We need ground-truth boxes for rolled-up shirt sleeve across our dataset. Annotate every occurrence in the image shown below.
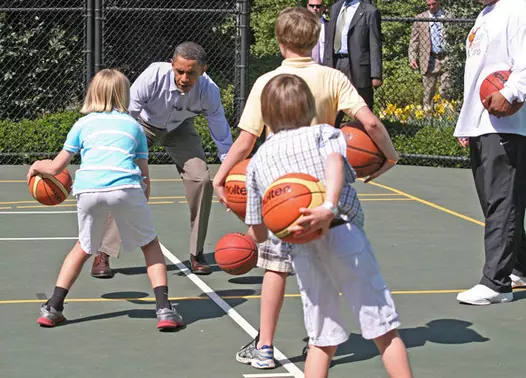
[500,13,526,103]
[129,65,156,120]
[202,82,233,161]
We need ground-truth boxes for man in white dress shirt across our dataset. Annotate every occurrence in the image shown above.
[454,0,526,305]
[307,0,328,65]
[91,42,233,277]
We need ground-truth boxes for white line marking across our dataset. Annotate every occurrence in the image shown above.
[243,374,295,377]
[0,211,78,214]
[159,244,304,378]
[0,237,78,241]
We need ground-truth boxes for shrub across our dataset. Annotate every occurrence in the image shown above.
[384,120,469,168]
[0,13,84,121]
[0,85,238,165]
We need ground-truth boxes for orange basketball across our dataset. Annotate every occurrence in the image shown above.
[480,70,523,115]
[340,122,385,177]
[262,173,325,244]
[28,169,72,206]
[215,233,258,275]
[225,159,251,221]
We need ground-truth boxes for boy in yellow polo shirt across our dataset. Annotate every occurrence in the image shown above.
[212,7,400,368]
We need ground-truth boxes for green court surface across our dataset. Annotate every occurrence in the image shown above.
[1,164,525,378]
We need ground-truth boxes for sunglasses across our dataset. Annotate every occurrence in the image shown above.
[308,4,324,8]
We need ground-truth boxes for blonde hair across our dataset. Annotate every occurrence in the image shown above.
[275,7,321,53]
[261,74,316,133]
[81,69,130,114]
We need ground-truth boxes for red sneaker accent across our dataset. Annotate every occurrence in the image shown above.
[157,319,184,330]
[37,315,65,327]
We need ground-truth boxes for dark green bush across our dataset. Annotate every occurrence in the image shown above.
[0,85,238,165]
[385,120,470,167]
[0,13,84,121]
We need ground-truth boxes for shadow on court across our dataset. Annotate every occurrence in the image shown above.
[289,318,490,366]
[56,289,257,328]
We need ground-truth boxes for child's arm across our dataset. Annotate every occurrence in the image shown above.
[288,152,344,237]
[135,159,151,200]
[26,150,74,181]
[247,224,268,244]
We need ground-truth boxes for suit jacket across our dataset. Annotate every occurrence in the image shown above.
[323,0,382,89]
[408,10,451,74]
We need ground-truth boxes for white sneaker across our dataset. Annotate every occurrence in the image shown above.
[457,284,514,305]
[511,273,526,289]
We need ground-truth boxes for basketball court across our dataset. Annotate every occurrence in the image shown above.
[1,164,525,378]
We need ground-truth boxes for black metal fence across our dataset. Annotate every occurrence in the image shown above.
[0,0,249,164]
[0,3,476,168]
[373,17,475,168]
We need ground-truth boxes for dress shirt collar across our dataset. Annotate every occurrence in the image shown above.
[429,9,443,18]
[344,0,360,8]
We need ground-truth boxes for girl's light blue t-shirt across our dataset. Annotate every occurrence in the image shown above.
[63,111,149,195]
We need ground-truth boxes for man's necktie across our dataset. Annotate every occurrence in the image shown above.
[333,4,348,53]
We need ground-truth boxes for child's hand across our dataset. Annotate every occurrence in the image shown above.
[26,160,49,182]
[213,181,232,212]
[288,206,334,238]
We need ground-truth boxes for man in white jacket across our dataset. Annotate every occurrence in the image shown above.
[454,0,526,305]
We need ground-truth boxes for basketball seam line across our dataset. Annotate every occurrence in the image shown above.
[45,174,70,198]
[347,145,385,159]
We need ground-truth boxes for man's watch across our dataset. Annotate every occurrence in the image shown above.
[321,201,339,216]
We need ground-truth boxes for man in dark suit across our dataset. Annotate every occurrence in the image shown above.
[323,0,382,110]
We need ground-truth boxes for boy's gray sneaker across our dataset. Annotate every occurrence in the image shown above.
[156,306,184,331]
[37,304,66,327]
[235,338,275,369]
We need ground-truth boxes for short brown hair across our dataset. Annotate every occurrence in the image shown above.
[261,74,316,133]
[81,69,130,114]
[275,7,320,53]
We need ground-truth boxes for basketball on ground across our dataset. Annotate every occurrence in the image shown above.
[214,233,258,275]
[340,121,385,177]
[225,159,251,221]
[480,70,524,115]
[28,169,72,206]
[262,173,325,244]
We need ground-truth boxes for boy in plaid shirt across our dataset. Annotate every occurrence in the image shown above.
[245,74,413,377]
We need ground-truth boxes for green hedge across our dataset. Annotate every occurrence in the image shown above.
[0,112,468,168]
[385,120,470,168]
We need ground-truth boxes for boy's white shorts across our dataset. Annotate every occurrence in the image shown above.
[291,223,400,347]
[77,189,157,254]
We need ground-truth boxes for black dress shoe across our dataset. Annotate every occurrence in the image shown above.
[190,253,212,275]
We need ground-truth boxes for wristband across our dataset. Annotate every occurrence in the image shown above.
[322,201,339,216]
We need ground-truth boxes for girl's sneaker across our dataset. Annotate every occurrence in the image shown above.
[37,304,66,327]
[156,306,185,331]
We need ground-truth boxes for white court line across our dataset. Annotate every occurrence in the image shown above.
[160,244,304,378]
[0,211,77,214]
[243,374,295,378]
[0,235,304,376]
[0,237,78,241]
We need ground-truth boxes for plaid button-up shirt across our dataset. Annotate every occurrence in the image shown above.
[245,124,364,251]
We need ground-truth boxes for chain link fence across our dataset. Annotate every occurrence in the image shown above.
[0,0,248,165]
[1,2,477,168]
[374,17,475,168]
